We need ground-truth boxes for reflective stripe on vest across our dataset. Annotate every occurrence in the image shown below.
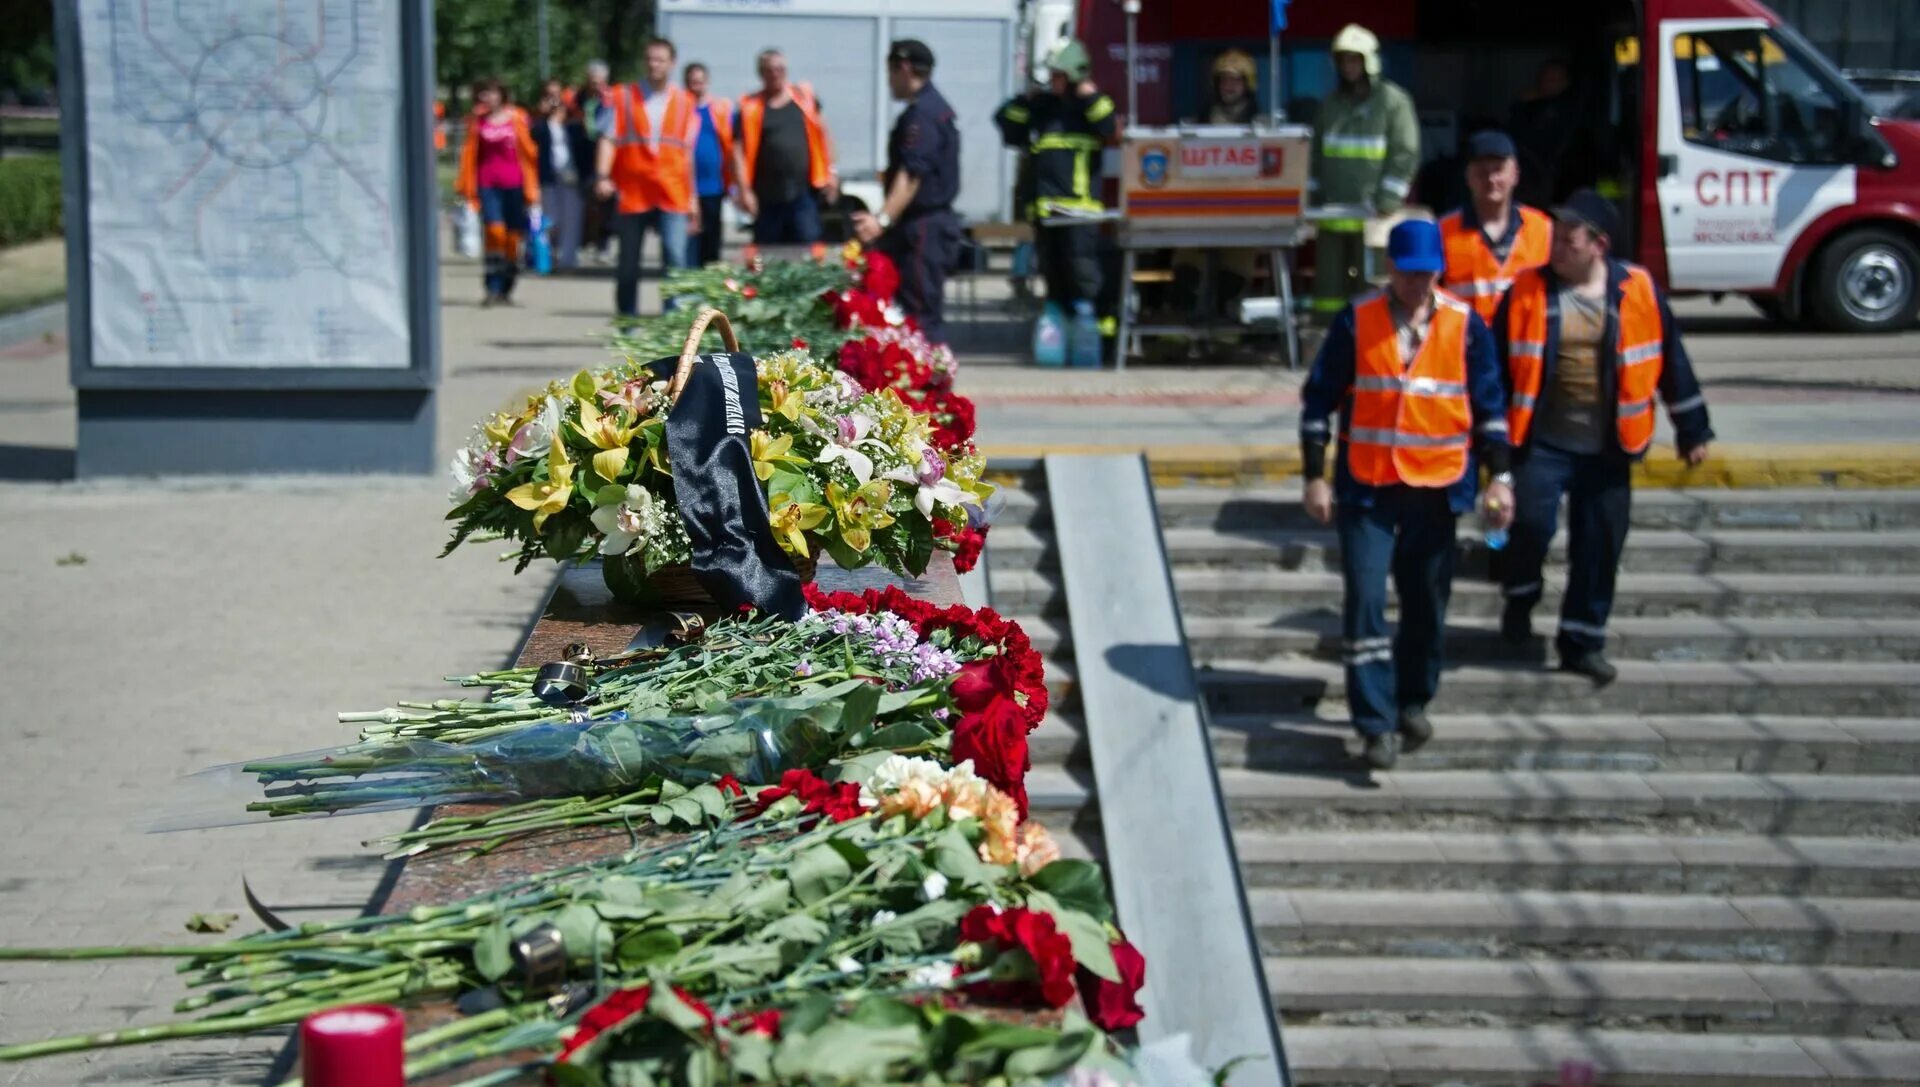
[1345,290,1475,488]
[611,85,698,214]
[739,83,833,190]
[1323,133,1388,160]
[1504,265,1666,453]
[1439,206,1553,325]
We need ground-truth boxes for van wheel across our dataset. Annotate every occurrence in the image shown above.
[1808,228,1920,332]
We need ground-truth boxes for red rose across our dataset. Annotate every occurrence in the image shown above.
[948,655,1019,713]
[958,906,1077,1008]
[742,285,759,299]
[1077,937,1148,1031]
[951,697,1030,817]
[863,250,901,302]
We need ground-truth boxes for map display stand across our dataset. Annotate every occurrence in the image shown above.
[53,0,440,477]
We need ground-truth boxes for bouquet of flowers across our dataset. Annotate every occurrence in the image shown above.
[446,309,994,601]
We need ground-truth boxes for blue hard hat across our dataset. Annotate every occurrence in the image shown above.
[1387,219,1445,273]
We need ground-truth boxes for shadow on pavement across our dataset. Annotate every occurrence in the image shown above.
[0,443,74,481]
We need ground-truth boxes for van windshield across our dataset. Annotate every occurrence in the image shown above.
[1673,24,1859,164]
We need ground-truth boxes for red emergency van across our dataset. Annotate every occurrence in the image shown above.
[1082,0,1920,331]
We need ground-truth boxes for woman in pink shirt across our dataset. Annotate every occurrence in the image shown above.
[457,78,541,305]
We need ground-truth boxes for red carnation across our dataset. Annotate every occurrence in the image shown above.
[792,337,808,350]
[727,1008,782,1038]
[862,250,901,302]
[951,697,1030,817]
[958,905,1077,1008]
[554,985,715,1066]
[1077,937,1148,1031]
[751,768,865,823]
[828,289,888,330]
[714,774,746,798]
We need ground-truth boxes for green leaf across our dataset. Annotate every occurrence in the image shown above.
[614,926,682,970]
[1028,859,1115,924]
[648,984,712,1032]
[472,923,513,982]
[773,1021,924,1081]
[766,466,820,506]
[184,912,239,934]
[953,1019,1071,1060]
[552,903,614,966]
[757,912,829,946]
[572,369,600,399]
[850,996,925,1028]
[1027,891,1119,982]
[733,876,794,920]
[687,783,731,821]
[1003,1026,1098,1079]
[789,844,854,906]
[695,941,785,986]
[929,826,1000,889]
[665,796,705,826]
[594,484,627,507]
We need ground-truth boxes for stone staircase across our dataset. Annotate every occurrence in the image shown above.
[994,471,1920,1086]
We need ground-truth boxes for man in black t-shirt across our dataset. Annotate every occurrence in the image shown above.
[732,49,840,246]
[854,39,962,340]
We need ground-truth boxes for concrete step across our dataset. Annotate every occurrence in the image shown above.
[988,524,1920,577]
[989,568,1920,621]
[1264,956,1920,1036]
[1213,766,1920,836]
[1196,659,1920,718]
[1207,714,1920,775]
[1251,888,1920,966]
[1234,829,1920,897]
[1017,612,1920,665]
[995,485,1920,534]
[1284,1024,1920,1086]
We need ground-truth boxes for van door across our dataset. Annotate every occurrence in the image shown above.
[1656,18,1857,290]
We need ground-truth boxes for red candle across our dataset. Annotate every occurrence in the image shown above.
[299,1004,405,1087]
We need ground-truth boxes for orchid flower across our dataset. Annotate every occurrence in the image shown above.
[768,492,829,557]
[750,430,807,482]
[817,412,890,485]
[884,445,968,519]
[589,484,665,556]
[576,400,639,482]
[503,435,575,532]
[827,479,895,553]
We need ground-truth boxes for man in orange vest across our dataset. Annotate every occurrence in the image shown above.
[593,37,702,317]
[683,61,733,268]
[1440,130,1552,326]
[1493,190,1713,683]
[731,48,839,247]
[1301,220,1515,770]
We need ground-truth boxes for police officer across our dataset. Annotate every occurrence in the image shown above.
[1300,220,1515,769]
[995,40,1118,351]
[854,39,962,341]
[1494,190,1713,683]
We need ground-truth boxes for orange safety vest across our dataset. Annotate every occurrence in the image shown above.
[1439,205,1553,325]
[738,83,833,190]
[1505,264,1666,455]
[609,83,699,214]
[1345,290,1476,488]
[701,95,737,188]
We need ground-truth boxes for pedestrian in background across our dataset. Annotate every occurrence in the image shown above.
[1309,24,1420,319]
[1299,220,1514,769]
[594,38,701,318]
[684,62,734,268]
[533,78,591,272]
[578,59,616,265]
[1439,130,1552,327]
[456,77,539,307]
[853,39,961,341]
[1494,190,1713,683]
[733,49,840,247]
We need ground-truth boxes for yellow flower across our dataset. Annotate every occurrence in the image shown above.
[827,479,895,553]
[841,240,864,263]
[765,380,806,422]
[503,435,575,532]
[768,493,829,557]
[482,409,519,448]
[750,431,806,482]
[576,400,638,482]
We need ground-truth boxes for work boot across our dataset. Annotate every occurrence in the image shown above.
[1561,650,1619,686]
[1363,731,1400,771]
[1398,706,1434,753]
[1501,600,1533,644]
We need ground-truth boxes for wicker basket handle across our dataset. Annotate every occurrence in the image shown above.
[668,308,741,406]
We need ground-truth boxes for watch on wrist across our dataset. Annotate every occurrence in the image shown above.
[1491,472,1515,487]
[875,211,892,230]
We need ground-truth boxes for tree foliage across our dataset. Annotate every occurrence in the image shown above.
[437,0,654,111]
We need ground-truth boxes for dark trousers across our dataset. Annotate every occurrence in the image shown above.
[1337,487,1458,737]
[687,194,725,267]
[1036,218,1101,310]
[883,210,961,342]
[1501,442,1634,654]
[583,191,616,254]
[752,191,821,245]
[477,186,529,298]
[613,210,689,318]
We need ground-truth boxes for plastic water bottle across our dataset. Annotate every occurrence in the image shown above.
[528,207,552,275]
[1068,300,1102,369]
[1033,303,1067,367]
[1484,525,1509,551]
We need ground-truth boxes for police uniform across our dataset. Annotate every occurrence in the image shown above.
[1300,221,1512,760]
[878,41,962,342]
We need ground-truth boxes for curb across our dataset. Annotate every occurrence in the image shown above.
[980,443,1920,490]
[0,300,65,351]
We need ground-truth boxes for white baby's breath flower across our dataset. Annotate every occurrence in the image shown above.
[908,963,956,990]
[835,955,862,975]
[871,910,898,926]
[920,871,949,902]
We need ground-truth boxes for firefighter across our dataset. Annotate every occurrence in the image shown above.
[1493,190,1714,683]
[1439,130,1553,326]
[853,39,962,341]
[1300,220,1514,769]
[1310,24,1420,319]
[994,39,1119,355]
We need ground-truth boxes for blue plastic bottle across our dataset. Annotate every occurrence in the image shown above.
[1068,300,1102,368]
[528,206,552,275]
[1033,302,1067,367]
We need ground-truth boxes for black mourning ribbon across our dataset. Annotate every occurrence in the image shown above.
[645,352,806,620]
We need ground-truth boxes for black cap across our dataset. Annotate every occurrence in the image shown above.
[1464,129,1517,161]
[1553,188,1622,247]
[888,39,934,72]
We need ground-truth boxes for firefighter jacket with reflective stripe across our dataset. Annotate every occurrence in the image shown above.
[607,83,699,214]
[1496,260,1714,458]
[738,83,834,190]
[1309,78,1420,216]
[1441,204,1552,325]
[1300,290,1511,514]
[995,89,1118,218]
